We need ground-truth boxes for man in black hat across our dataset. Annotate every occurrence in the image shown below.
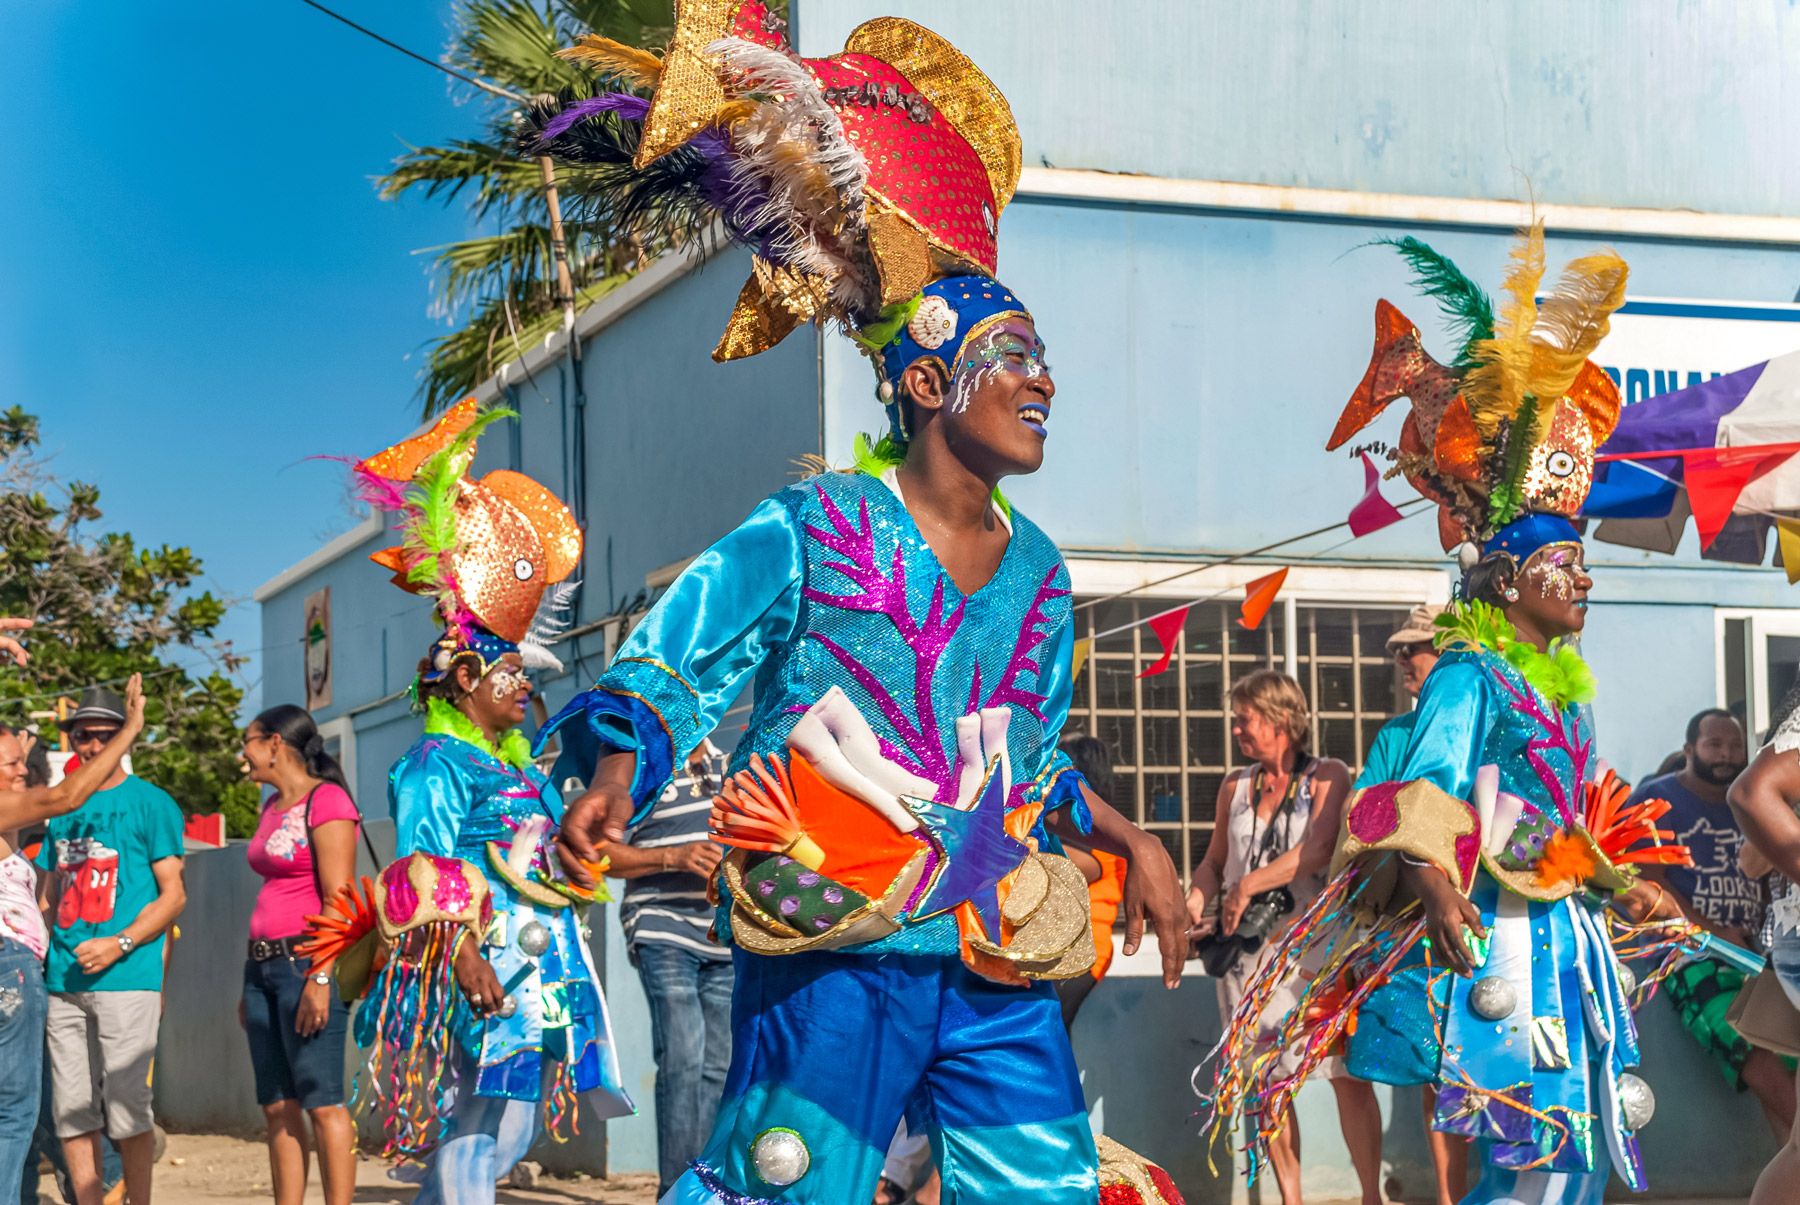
[38,681,186,1205]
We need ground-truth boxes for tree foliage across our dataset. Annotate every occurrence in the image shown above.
[0,407,260,836]
[382,0,676,417]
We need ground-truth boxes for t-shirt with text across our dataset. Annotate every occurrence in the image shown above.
[1627,771,1763,936]
[36,775,185,992]
[246,783,362,941]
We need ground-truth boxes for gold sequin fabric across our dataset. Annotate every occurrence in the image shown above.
[632,0,741,167]
[1517,401,1596,519]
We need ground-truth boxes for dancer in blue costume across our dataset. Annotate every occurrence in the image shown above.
[1203,228,1716,1205]
[528,8,1190,1204]
[303,405,632,1205]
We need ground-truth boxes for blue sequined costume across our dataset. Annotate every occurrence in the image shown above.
[381,712,633,1201]
[1343,645,1640,1203]
[540,470,1099,1204]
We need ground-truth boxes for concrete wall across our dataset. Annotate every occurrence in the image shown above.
[799,0,1800,216]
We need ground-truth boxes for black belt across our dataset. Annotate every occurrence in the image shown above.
[248,936,305,962]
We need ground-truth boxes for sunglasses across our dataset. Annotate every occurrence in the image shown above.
[1390,643,1433,661]
[69,727,120,745]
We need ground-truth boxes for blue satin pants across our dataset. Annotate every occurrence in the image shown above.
[664,949,1098,1204]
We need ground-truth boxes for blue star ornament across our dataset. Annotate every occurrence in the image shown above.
[900,757,1029,941]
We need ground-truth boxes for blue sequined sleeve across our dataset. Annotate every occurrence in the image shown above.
[536,494,804,822]
[390,742,474,859]
[1391,654,1495,801]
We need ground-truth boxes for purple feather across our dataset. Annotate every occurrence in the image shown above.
[538,92,650,143]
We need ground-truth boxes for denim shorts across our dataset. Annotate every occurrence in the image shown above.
[242,954,349,1111]
[1771,903,1800,1012]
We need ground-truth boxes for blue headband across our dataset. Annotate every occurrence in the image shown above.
[419,624,518,687]
[1482,514,1582,563]
[869,275,1032,443]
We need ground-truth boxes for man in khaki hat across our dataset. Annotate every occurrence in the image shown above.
[1385,602,1443,703]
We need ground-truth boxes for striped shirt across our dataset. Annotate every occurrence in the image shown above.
[620,743,729,959]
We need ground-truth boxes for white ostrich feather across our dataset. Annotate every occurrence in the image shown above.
[519,580,579,673]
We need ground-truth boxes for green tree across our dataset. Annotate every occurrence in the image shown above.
[0,407,260,837]
[381,0,676,417]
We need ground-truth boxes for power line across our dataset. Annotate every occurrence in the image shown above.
[296,0,528,103]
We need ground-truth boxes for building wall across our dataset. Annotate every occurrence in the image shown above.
[798,0,1800,216]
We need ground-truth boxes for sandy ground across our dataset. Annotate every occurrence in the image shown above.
[28,1133,1746,1204]
[30,1131,658,1205]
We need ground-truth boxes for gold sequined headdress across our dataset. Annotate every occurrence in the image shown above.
[526,1,1022,363]
[351,400,583,680]
[1325,225,1628,553]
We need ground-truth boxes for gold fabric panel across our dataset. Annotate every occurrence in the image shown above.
[843,17,1022,210]
[1333,780,1479,913]
[712,261,830,362]
[866,205,934,305]
[634,0,739,168]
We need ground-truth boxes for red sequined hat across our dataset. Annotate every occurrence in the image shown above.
[532,1,1023,360]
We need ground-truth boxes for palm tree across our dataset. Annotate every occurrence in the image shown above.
[380,0,676,417]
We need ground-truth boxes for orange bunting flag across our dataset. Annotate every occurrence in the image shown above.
[1348,452,1404,537]
[1239,568,1289,630]
[1137,607,1190,678]
[1779,518,1800,586]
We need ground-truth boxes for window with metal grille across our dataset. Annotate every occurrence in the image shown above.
[1063,597,1412,885]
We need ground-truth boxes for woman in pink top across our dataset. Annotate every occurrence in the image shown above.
[240,705,360,1205]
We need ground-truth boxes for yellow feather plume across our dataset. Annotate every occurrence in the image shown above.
[557,36,664,88]
[1525,251,1628,404]
[1462,221,1546,437]
[713,99,759,127]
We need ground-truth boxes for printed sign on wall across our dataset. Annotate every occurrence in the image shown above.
[304,586,332,711]
[1597,297,1800,405]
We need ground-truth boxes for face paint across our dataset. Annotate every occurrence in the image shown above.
[485,664,530,704]
[1523,544,1586,603]
[948,325,1048,415]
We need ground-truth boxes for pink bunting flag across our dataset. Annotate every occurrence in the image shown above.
[1348,452,1404,538]
[1137,606,1190,678]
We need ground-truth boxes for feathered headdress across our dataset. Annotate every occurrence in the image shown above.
[1326,225,1628,556]
[525,2,1032,443]
[351,399,584,689]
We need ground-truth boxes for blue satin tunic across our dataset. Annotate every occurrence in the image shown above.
[540,470,1087,955]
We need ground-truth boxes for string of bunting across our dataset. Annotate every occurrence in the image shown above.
[1072,463,1418,682]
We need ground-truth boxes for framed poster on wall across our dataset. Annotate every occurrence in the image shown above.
[304,586,332,711]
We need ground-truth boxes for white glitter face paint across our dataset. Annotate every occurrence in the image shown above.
[485,664,531,704]
[948,323,1048,415]
[1524,544,1586,603]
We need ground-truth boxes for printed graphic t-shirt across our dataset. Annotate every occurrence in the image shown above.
[246,783,361,940]
[1628,771,1764,936]
[37,775,185,992]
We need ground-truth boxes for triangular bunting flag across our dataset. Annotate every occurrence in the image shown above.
[1687,446,1798,549]
[1779,518,1800,586]
[1137,607,1189,678]
[1348,452,1404,537]
[1070,637,1092,682]
[1239,568,1289,630]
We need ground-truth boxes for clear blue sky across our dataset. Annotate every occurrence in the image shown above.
[0,2,494,712]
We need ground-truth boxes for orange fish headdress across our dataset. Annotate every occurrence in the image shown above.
[350,400,583,694]
[1327,226,1628,554]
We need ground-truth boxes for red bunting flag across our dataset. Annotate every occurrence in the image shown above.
[1685,446,1799,549]
[1348,452,1404,537]
[1239,568,1289,630]
[1137,606,1190,678]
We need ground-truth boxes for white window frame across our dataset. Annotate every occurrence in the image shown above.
[1714,607,1800,738]
[316,715,357,806]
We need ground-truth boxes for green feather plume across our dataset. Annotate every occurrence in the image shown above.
[850,431,1011,518]
[1435,601,1596,709]
[1378,236,1496,371]
[402,406,515,600]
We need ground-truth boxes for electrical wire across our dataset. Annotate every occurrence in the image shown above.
[296,0,527,103]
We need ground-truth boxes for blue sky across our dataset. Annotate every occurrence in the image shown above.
[0,3,494,711]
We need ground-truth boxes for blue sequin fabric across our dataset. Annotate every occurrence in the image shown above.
[539,471,1084,955]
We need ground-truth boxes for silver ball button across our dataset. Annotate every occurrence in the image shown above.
[516,920,550,957]
[751,1128,810,1187]
[1468,975,1519,1021]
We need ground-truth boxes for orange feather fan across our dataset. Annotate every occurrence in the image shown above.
[1583,770,1692,868]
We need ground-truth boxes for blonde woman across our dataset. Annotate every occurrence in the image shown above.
[1188,670,1351,1205]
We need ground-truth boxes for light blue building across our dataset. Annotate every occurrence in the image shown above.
[254,2,1800,1195]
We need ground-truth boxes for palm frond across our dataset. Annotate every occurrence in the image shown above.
[448,0,589,97]
[1376,236,1495,370]
[379,140,548,222]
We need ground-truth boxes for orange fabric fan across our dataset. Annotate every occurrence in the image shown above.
[1583,770,1692,868]
[709,752,923,898]
[298,875,387,1000]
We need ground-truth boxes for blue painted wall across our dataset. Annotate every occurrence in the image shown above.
[800,0,1800,215]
